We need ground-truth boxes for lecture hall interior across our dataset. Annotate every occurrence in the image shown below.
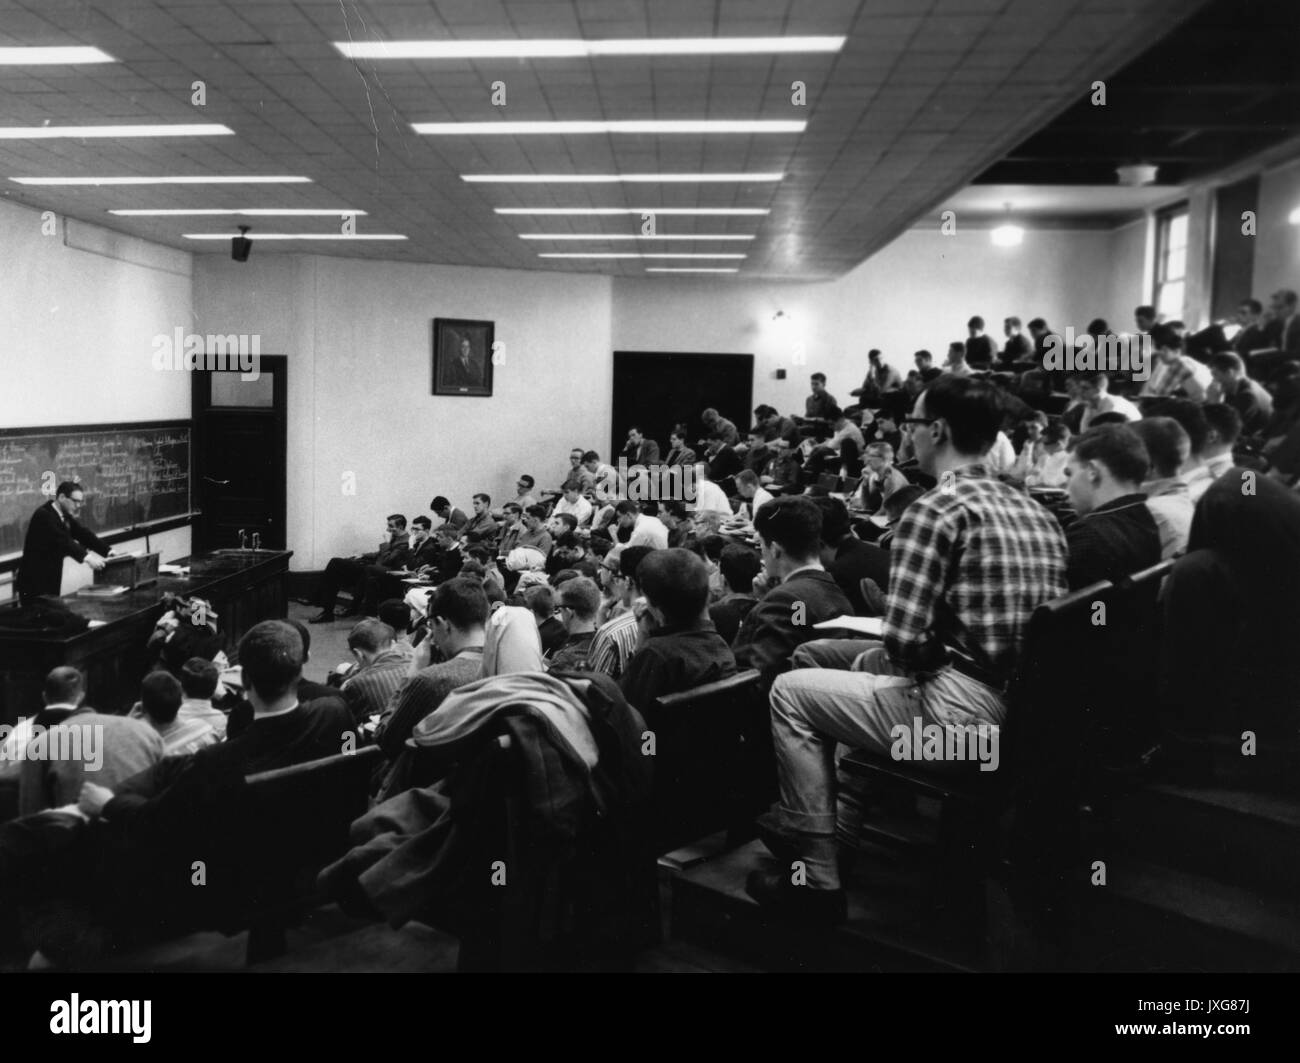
[0,0,1299,982]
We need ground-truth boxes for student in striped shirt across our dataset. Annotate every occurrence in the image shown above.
[587,545,657,680]
[135,671,217,756]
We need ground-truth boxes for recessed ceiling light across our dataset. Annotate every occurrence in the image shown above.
[182,233,406,241]
[111,208,365,216]
[496,207,769,216]
[416,120,803,135]
[991,224,1024,247]
[463,173,783,184]
[520,233,754,241]
[537,252,746,259]
[0,124,233,139]
[13,176,312,186]
[0,47,115,65]
[646,268,740,273]
[336,37,844,59]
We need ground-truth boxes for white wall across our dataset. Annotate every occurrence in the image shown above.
[194,254,612,569]
[613,226,1126,408]
[0,199,194,596]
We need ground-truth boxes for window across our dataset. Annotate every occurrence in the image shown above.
[1154,204,1189,322]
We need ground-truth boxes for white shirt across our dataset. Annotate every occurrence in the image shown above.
[693,479,733,517]
[829,422,865,453]
[553,495,594,526]
[628,514,669,550]
[752,486,775,516]
[1080,393,1141,431]
[0,702,80,780]
[986,432,1017,476]
[1026,449,1069,488]
[1184,452,1235,503]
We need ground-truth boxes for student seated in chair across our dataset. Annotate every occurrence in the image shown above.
[1063,424,1162,588]
[747,376,1067,924]
[311,513,410,623]
[619,549,736,713]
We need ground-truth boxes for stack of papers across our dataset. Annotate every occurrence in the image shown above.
[812,615,884,636]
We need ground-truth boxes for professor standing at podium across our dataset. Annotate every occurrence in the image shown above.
[16,481,111,604]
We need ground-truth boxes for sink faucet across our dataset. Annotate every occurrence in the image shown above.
[252,532,262,550]
[237,528,249,550]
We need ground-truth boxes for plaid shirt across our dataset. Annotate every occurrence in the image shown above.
[884,464,1067,686]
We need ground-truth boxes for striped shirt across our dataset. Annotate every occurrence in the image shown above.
[341,647,413,722]
[884,464,1068,686]
[587,609,642,680]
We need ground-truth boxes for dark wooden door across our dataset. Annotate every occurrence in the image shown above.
[611,351,754,459]
[191,356,288,551]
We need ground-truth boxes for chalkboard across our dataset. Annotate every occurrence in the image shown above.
[0,421,191,559]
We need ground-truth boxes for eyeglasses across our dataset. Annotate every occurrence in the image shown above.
[900,416,937,430]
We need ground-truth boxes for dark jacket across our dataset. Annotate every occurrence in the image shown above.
[733,568,853,684]
[17,501,110,600]
[619,620,737,711]
[826,536,891,612]
[1065,495,1162,589]
[318,673,657,970]
[709,593,757,644]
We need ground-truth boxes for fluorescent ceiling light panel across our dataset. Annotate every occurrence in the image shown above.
[520,233,753,241]
[183,233,406,241]
[111,208,365,216]
[417,120,803,135]
[497,207,769,216]
[463,173,783,184]
[537,252,747,259]
[13,176,311,186]
[0,47,116,64]
[0,124,232,139]
[337,37,844,59]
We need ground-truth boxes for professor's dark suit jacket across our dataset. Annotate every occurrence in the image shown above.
[17,500,110,600]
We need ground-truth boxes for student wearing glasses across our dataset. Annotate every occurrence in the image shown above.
[17,481,112,603]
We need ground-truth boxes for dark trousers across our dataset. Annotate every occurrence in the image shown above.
[318,557,367,612]
[362,565,409,614]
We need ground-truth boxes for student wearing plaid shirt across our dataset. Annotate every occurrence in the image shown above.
[748,377,1067,923]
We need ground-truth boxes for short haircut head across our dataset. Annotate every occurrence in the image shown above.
[636,548,710,627]
[473,492,491,505]
[614,499,640,516]
[619,544,657,582]
[920,375,1003,455]
[428,577,490,630]
[864,441,894,460]
[524,584,556,620]
[179,657,220,700]
[1135,304,1157,320]
[1077,369,1110,388]
[1073,424,1150,486]
[753,495,822,560]
[1147,397,1208,456]
[378,598,412,633]
[968,315,984,329]
[55,481,84,500]
[719,543,762,593]
[1239,298,1263,314]
[503,502,523,516]
[1027,318,1047,331]
[1208,351,1245,375]
[524,503,547,520]
[238,621,303,702]
[552,512,578,533]
[914,349,933,363]
[662,499,688,522]
[735,469,758,488]
[518,474,535,489]
[430,496,450,512]
[1005,316,1021,328]
[582,451,600,463]
[1201,402,1243,446]
[43,665,85,706]
[1131,416,1190,479]
[1042,422,1071,445]
[813,495,850,544]
[558,576,601,621]
[460,559,487,579]
[386,513,407,529]
[810,372,826,384]
[411,515,432,530]
[347,618,395,654]
[140,670,183,724]
[883,484,926,521]
[1150,324,1182,350]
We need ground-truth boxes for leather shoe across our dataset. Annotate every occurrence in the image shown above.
[745,868,847,926]
[756,810,799,864]
[308,610,336,624]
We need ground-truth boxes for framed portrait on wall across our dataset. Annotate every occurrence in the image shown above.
[432,318,494,397]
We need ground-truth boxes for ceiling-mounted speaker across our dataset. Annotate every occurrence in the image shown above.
[232,225,252,262]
